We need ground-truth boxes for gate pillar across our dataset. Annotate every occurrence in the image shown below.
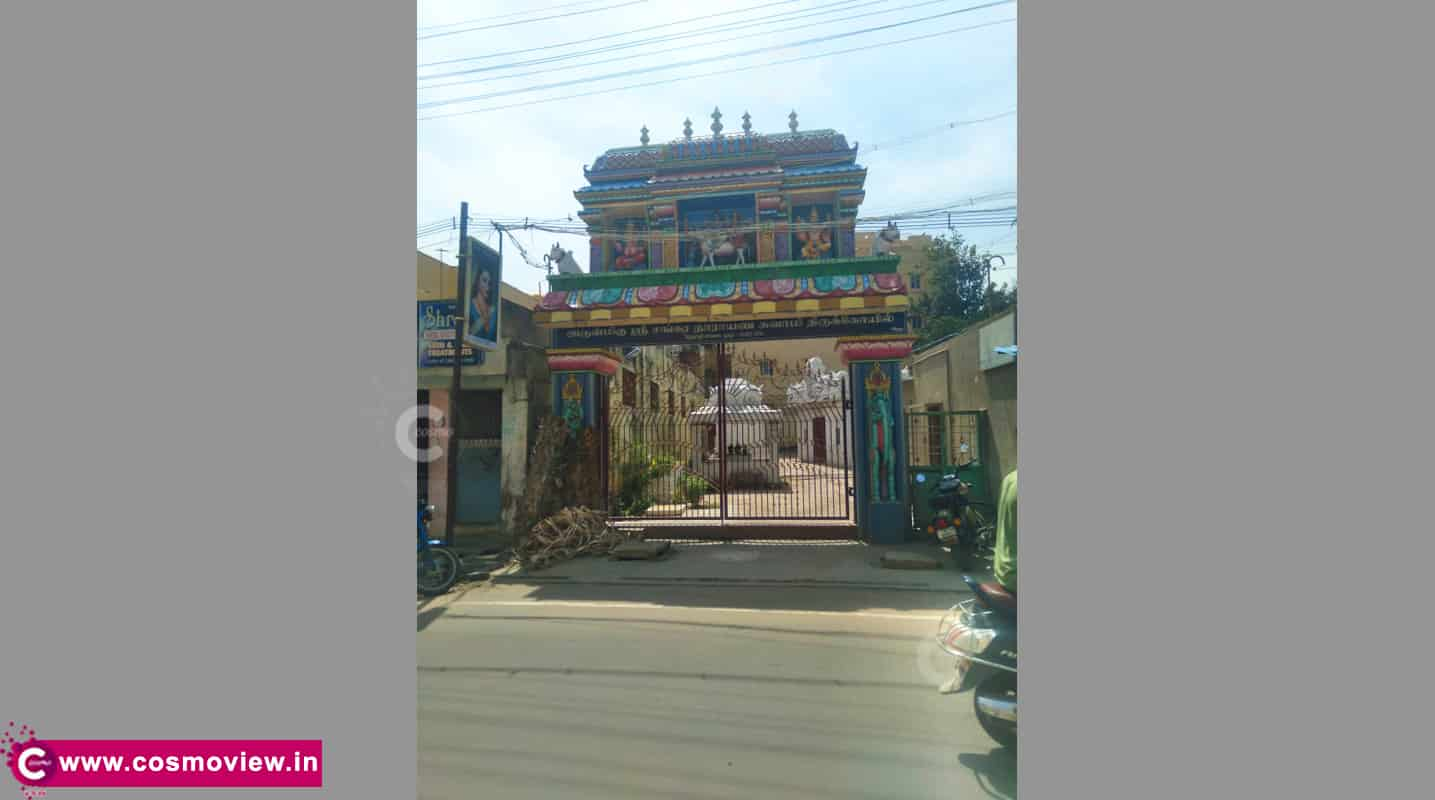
[545,348,621,437]
[837,336,917,544]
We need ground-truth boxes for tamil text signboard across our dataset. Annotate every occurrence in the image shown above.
[552,311,908,348]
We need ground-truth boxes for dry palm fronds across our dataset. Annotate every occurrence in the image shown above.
[512,507,642,571]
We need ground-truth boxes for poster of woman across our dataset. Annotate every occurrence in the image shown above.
[462,237,502,352]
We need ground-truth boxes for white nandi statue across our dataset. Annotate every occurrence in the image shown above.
[874,221,901,255]
[698,227,746,267]
[545,243,583,275]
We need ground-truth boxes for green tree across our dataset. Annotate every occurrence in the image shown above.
[912,233,1015,346]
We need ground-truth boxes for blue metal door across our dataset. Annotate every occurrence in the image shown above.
[455,437,502,524]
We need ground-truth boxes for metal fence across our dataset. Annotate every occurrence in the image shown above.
[606,390,853,522]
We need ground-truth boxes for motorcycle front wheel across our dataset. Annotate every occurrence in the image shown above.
[417,547,461,596]
[974,672,1017,749]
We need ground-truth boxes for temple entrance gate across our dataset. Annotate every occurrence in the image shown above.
[533,259,919,542]
[528,111,919,542]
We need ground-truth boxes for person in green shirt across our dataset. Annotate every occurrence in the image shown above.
[992,469,1017,593]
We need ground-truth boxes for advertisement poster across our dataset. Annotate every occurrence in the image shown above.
[462,236,502,352]
[417,301,482,368]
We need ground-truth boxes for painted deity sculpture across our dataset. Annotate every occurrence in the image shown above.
[866,364,896,502]
[796,207,832,260]
[613,224,647,269]
[561,374,584,436]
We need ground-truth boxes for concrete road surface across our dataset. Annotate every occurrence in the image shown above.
[419,582,1016,799]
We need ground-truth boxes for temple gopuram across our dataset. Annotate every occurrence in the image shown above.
[532,109,917,543]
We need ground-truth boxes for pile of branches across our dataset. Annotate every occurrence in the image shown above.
[512,507,643,571]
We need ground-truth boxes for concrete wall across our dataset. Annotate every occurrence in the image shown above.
[906,309,1017,490]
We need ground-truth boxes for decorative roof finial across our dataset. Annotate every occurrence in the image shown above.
[640,125,649,146]
[788,109,798,133]
[683,117,693,140]
[741,111,752,135]
[711,106,723,138]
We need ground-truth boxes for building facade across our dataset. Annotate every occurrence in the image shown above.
[416,251,550,538]
[906,309,1017,495]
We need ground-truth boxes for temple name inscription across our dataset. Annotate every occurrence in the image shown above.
[552,312,907,347]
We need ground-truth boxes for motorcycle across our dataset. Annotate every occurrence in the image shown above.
[417,504,461,597]
[925,473,982,568]
[936,576,1017,749]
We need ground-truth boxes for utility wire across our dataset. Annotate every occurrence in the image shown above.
[418,0,883,82]
[419,0,960,92]
[418,0,819,69]
[867,110,1015,151]
[419,0,627,33]
[418,0,648,41]
[418,1,1014,110]
[419,16,1015,120]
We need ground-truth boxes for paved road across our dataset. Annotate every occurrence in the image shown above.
[419,582,1016,799]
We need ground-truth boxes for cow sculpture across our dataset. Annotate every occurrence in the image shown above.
[874,222,901,255]
[698,228,747,267]
[545,243,583,275]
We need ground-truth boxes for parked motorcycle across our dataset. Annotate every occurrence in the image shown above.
[926,473,982,568]
[936,576,1017,749]
[417,504,461,597]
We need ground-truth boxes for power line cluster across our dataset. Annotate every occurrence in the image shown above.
[418,10,1014,120]
[419,1,1014,112]
[442,204,1015,246]
[418,0,816,70]
[418,0,927,90]
[416,217,455,238]
[418,0,648,41]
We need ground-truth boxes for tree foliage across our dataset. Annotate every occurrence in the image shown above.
[911,233,1016,346]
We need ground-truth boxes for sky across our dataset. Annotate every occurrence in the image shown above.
[417,0,1017,298]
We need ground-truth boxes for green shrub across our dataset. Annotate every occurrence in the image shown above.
[612,440,678,516]
[679,473,709,507]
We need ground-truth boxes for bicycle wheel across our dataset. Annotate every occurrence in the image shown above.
[417,547,461,596]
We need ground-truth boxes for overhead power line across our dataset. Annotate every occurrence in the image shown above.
[418,0,882,82]
[867,110,1016,150]
[418,0,648,41]
[417,0,819,69]
[418,0,628,33]
[419,0,962,92]
[418,16,1015,120]
[418,1,1014,110]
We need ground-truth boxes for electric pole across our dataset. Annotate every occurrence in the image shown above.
[443,202,469,545]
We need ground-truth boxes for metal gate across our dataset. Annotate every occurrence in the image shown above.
[605,343,853,523]
[906,410,992,534]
